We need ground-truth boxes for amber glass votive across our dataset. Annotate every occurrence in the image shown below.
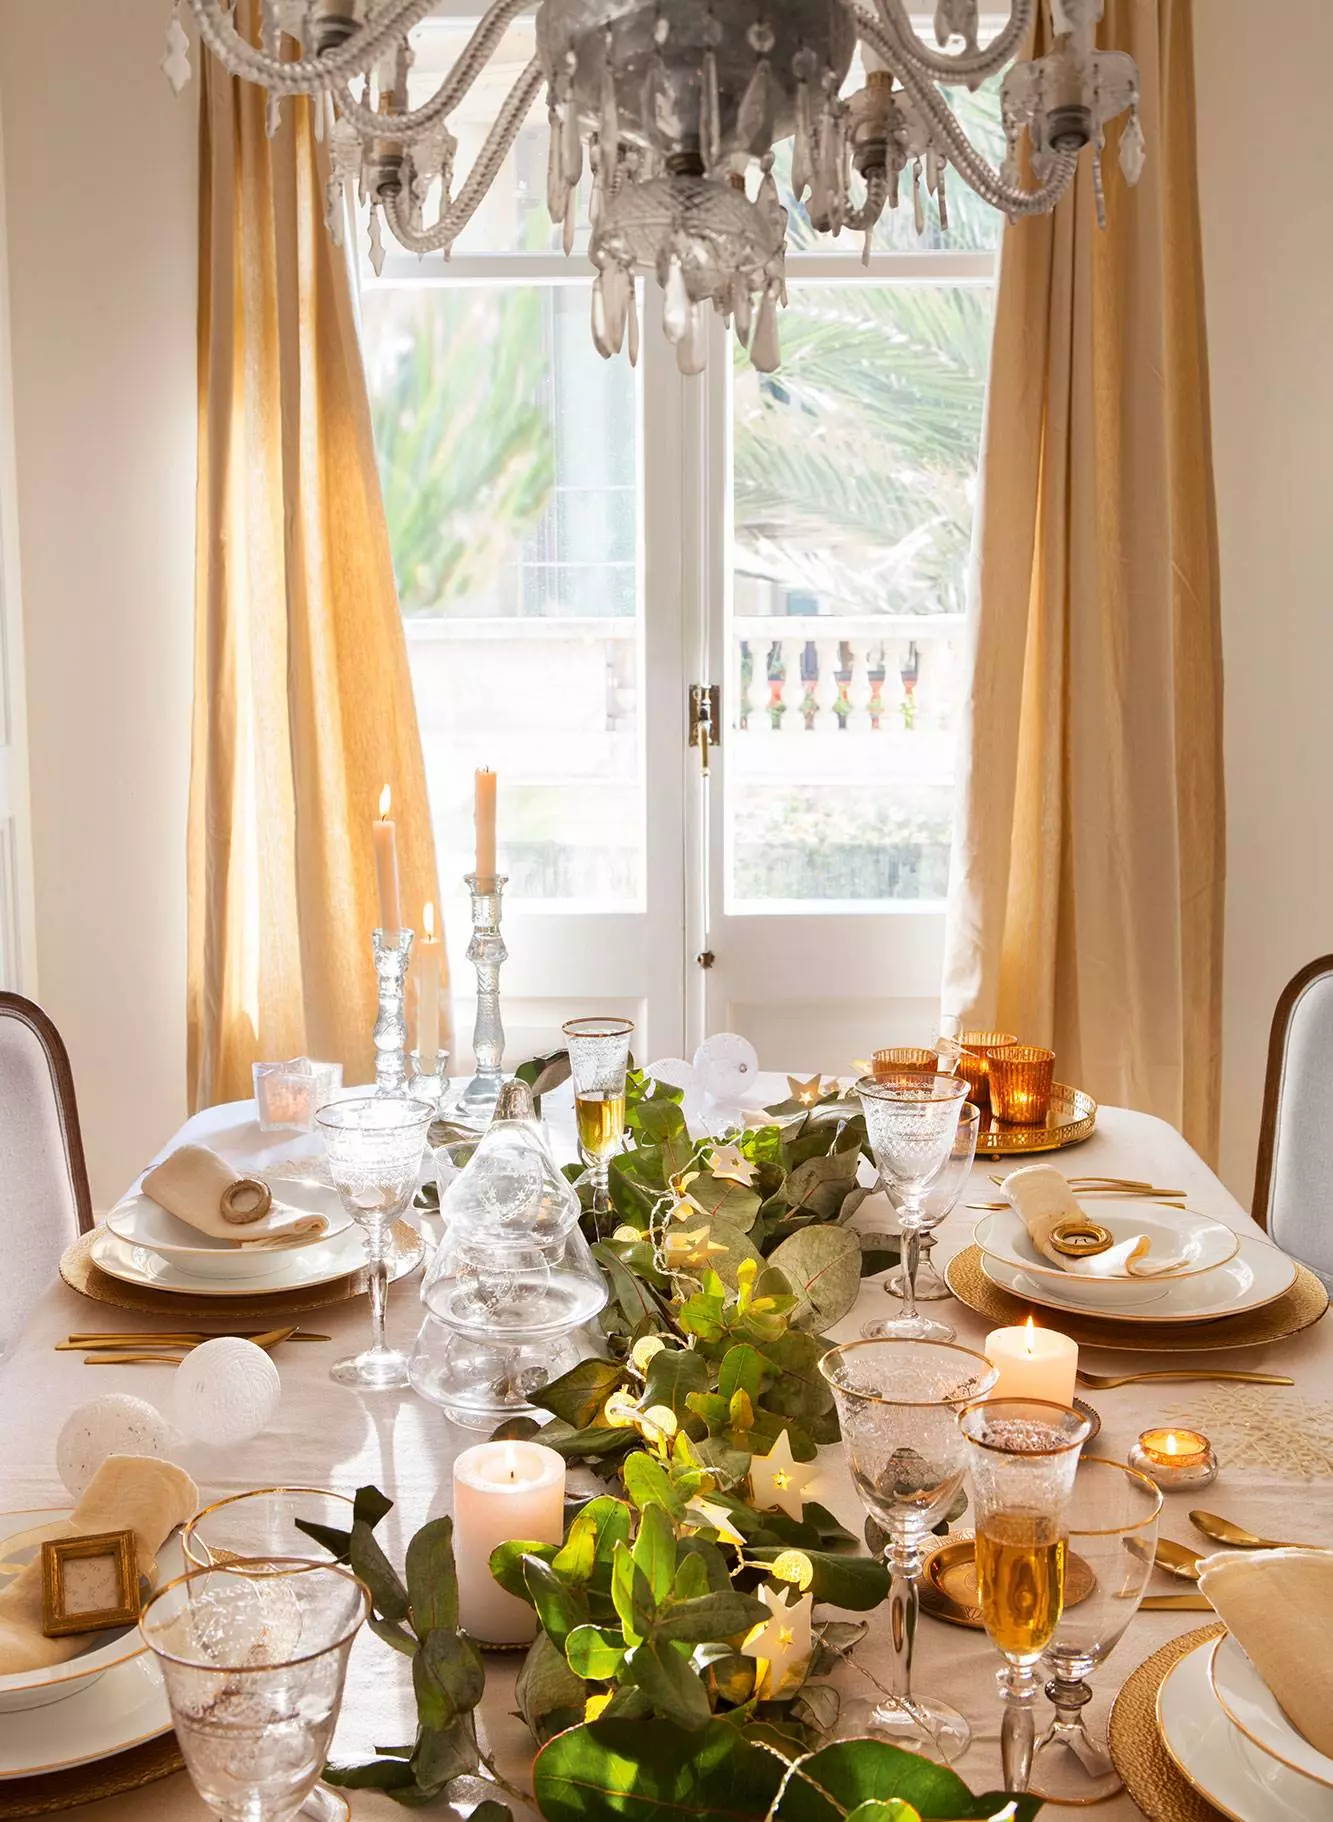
[872,1047,938,1081]
[988,1044,1056,1125]
[955,1031,1017,1109]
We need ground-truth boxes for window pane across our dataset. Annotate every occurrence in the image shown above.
[727,280,994,910]
[361,285,643,908]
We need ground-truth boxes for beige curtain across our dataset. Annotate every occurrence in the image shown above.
[941,0,1224,1160]
[188,25,446,1109]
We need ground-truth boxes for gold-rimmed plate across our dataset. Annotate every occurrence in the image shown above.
[945,1244,1329,1353]
[1208,1632,1333,1792]
[976,1082,1097,1155]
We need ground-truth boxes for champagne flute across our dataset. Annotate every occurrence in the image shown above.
[856,1073,969,1341]
[959,1398,1091,1793]
[871,1103,979,1324]
[562,1016,634,1227]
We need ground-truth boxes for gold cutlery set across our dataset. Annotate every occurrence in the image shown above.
[968,1174,1188,1212]
[55,1328,330,1365]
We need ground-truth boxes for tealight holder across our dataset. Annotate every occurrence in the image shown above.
[988,1044,1056,1126]
[956,1031,1017,1109]
[1128,1428,1219,1492]
[872,1047,938,1080]
[253,1058,344,1131]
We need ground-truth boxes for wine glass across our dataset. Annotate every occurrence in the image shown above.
[871,1103,979,1324]
[959,1398,1092,1793]
[562,1017,635,1227]
[184,1488,357,1571]
[1029,1456,1163,1802]
[316,1095,434,1390]
[856,1073,969,1342]
[821,1339,998,1763]
[140,1561,369,1822]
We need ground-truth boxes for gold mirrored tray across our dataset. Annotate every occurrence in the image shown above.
[976,1082,1097,1154]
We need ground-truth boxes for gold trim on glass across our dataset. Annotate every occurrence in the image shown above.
[818,1337,998,1408]
[1206,1633,1333,1791]
[140,1562,369,1674]
[182,1487,355,1571]
[958,1396,1090,1455]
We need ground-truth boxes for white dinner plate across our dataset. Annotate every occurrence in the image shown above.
[1210,1631,1333,1791]
[0,1650,171,1779]
[979,1232,1297,1323]
[0,1510,185,1714]
[106,1180,352,1280]
[90,1223,374,1296]
[1156,1633,1328,1821]
[975,1199,1240,1290]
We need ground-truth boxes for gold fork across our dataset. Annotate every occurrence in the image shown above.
[80,1326,301,1365]
[1077,1368,1293,1390]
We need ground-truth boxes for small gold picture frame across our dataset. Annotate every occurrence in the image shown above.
[40,1529,141,1638]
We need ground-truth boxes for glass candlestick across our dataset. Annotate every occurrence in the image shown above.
[373,929,414,1098]
[457,874,507,1124]
[409,1048,451,1112]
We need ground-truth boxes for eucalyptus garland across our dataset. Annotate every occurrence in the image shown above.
[324,1062,1039,1820]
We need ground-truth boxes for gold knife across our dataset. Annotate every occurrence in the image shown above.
[1142,1594,1213,1612]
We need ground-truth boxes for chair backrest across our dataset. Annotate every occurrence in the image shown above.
[1253,956,1333,1282]
[0,994,93,1352]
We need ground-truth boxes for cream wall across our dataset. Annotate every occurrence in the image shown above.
[1194,1,1333,1202]
[0,0,197,1205]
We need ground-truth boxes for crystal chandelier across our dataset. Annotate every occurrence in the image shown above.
[165,0,1143,374]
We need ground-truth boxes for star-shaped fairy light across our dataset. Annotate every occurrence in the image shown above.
[663,1227,729,1273]
[787,1074,825,1106]
[683,1499,746,1547]
[749,1428,819,1523]
[708,1142,757,1187]
[742,1581,814,1700]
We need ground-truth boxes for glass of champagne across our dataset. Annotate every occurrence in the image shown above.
[563,1016,635,1227]
[856,1073,969,1342]
[821,1339,998,1762]
[140,1561,369,1822]
[959,1398,1092,1794]
[872,1102,979,1323]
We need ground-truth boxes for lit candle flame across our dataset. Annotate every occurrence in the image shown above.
[503,1443,518,1482]
[1165,1433,1181,1457]
[379,784,392,819]
[1024,1314,1037,1355]
[423,900,435,940]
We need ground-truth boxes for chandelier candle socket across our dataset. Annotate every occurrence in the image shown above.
[168,0,1142,377]
[452,1441,566,1646]
[1128,1428,1219,1492]
[985,1318,1078,1407]
[372,785,401,935]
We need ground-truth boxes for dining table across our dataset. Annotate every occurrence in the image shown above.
[3,1079,1330,1821]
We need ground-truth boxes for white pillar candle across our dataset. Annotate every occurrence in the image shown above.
[474,768,497,886]
[372,784,401,934]
[984,1316,1078,1407]
[452,1441,565,1645]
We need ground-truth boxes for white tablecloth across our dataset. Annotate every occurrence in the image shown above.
[3,1086,1330,1820]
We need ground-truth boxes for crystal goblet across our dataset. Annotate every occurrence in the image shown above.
[562,1016,634,1228]
[870,1103,979,1326]
[821,1339,998,1763]
[1029,1456,1162,1803]
[316,1095,433,1390]
[140,1561,369,1822]
[959,1398,1092,1793]
[856,1073,969,1341]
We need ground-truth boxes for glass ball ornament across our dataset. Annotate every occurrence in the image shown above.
[693,1032,759,1102]
[171,1337,281,1446]
[56,1394,174,1498]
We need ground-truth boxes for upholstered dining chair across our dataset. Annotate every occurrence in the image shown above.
[1252,956,1333,1287]
[0,993,93,1356]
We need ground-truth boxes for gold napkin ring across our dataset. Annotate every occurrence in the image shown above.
[1050,1218,1114,1258]
[220,1177,273,1226]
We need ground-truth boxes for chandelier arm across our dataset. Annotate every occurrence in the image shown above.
[845,169,890,234]
[185,0,437,94]
[330,0,533,142]
[383,57,543,255]
[852,6,1079,214]
[864,0,1037,84]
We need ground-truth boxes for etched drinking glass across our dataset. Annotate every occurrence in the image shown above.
[140,1561,369,1822]
[562,1016,635,1226]
[872,1102,979,1321]
[821,1339,998,1763]
[184,1489,356,1571]
[1029,1456,1162,1803]
[316,1095,434,1390]
[959,1399,1092,1794]
[857,1073,969,1341]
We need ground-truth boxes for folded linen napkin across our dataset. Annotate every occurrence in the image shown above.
[142,1144,327,1248]
[1002,1165,1189,1277]
[1198,1548,1333,1761]
[0,1454,198,1673]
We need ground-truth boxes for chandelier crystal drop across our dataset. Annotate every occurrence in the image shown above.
[167,0,1142,374]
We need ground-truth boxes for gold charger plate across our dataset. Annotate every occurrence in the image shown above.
[0,1734,183,1819]
[59,1222,423,1320]
[1108,1625,1227,1821]
[976,1082,1097,1155]
[945,1245,1329,1354]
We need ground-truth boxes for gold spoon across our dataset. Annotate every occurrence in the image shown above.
[83,1325,299,1365]
[1155,1539,1207,1581]
[1076,1368,1294,1391]
[1189,1510,1311,1551]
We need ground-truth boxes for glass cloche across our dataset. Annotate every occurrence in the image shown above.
[409,1082,608,1428]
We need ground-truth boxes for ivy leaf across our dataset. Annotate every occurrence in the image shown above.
[530,1358,628,1429]
[565,1623,628,1681]
[404,1516,459,1637]
[350,1518,411,1626]
[767,1227,863,1331]
[632,1502,677,1606]
[610,1541,658,1645]
[622,1641,713,1731]
[653,1589,769,1644]
[640,1347,709,1427]
[772,1739,1042,1821]
[411,1628,485,1732]
[516,1631,587,1745]
[523,1554,588,1651]
[533,1718,786,1822]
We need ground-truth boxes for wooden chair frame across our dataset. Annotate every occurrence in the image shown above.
[1251,954,1333,1233]
[0,992,94,1235]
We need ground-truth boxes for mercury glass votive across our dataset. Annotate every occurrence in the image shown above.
[1128,1428,1219,1492]
[988,1045,1056,1126]
[252,1059,343,1132]
[872,1048,938,1080]
[956,1031,1018,1109]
